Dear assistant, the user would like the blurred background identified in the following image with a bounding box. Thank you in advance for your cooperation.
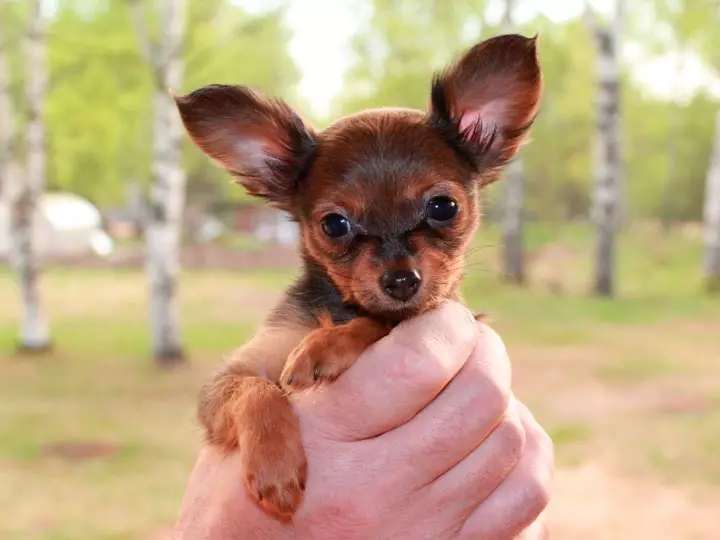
[1,0,719,538]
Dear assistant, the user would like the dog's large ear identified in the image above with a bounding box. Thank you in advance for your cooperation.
[173,84,316,210]
[429,34,542,176]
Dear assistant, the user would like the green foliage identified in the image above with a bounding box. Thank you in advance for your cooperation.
[337,0,719,224]
[1,0,30,139]
[4,0,718,219]
[2,0,303,207]
[182,1,303,204]
[652,0,720,71]
[336,0,491,115]
[624,89,716,222]
[46,0,151,205]
[520,16,595,220]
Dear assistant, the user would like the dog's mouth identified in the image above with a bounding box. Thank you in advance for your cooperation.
[354,278,431,323]
[370,305,425,324]
[340,260,449,323]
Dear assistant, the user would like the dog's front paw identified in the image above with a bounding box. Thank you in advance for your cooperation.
[280,327,352,391]
[280,317,391,392]
[239,384,307,521]
[244,440,307,521]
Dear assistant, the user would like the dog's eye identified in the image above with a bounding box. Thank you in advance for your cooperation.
[321,213,352,238]
[426,196,458,223]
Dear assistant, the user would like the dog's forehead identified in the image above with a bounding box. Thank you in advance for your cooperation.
[322,107,426,130]
[318,108,429,156]
[301,107,469,222]
[312,108,457,185]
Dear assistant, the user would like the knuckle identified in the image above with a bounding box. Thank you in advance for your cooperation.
[523,472,552,518]
[536,425,555,460]
[470,328,512,408]
[395,301,476,354]
[496,413,527,457]
[479,374,511,421]
[516,515,549,540]
[520,427,554,518]
[384,334,456,390]
[437,300,478,344]
[525,419,555,477]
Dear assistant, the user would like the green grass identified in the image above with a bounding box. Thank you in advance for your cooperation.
[460,222,718,343]
[549,422,593,446]
[597,355,683,383]
[1,222,719,539]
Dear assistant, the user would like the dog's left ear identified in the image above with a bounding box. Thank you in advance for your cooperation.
[429,33,542,174]
[173,84,316,211]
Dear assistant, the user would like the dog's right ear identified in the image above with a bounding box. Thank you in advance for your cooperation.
[173,84,316,210]
[428,34,542,176]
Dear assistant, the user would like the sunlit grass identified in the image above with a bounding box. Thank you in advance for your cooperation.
[1,222,719,538]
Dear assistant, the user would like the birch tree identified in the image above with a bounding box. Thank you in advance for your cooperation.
[4,0,52,353]
[0,6,12,203]
[650,0,720,291]
[585,0,624,297]
[696,7,720,293]
[704,110,720,292]
[500,0,525,284]
[129,0,187,365]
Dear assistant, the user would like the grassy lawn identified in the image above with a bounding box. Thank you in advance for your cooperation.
[1,222,719,539]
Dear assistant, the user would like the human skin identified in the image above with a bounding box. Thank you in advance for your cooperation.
[171,302,553,540]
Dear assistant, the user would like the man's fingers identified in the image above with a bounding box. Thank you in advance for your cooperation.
[295,301,477,441]
[422,397,525,513]
[515,513,549,540]
[381,323,513,486]
[458,404,554,540]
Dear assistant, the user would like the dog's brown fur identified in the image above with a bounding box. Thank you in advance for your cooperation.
[174,33,543,521]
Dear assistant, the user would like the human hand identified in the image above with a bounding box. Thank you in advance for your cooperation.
[171,301,553,540]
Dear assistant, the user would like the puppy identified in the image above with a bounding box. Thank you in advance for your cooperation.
[173,33,542,522]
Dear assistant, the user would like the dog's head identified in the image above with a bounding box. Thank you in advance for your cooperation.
[175,34,542,321]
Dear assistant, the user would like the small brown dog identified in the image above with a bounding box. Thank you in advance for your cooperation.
[173,33,542,522]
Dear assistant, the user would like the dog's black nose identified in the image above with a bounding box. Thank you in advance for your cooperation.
[381,269,422,301]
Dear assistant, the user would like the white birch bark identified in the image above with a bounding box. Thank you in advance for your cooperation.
[703,108,720,291]
[130,0,187,364]
[6,0,51,351]
[586,0,624,297]
[0,22,12,202]
[501,0,525,284]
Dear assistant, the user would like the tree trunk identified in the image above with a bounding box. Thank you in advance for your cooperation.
[660,105,680,234]
[660,58,685,235]
[500,0,525,285]
[0,28,12,201]
[502,158,525,283]
[587,1,623,297]
[703,108,720,292]
[9,0,51,352]
[131,0,187,365]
